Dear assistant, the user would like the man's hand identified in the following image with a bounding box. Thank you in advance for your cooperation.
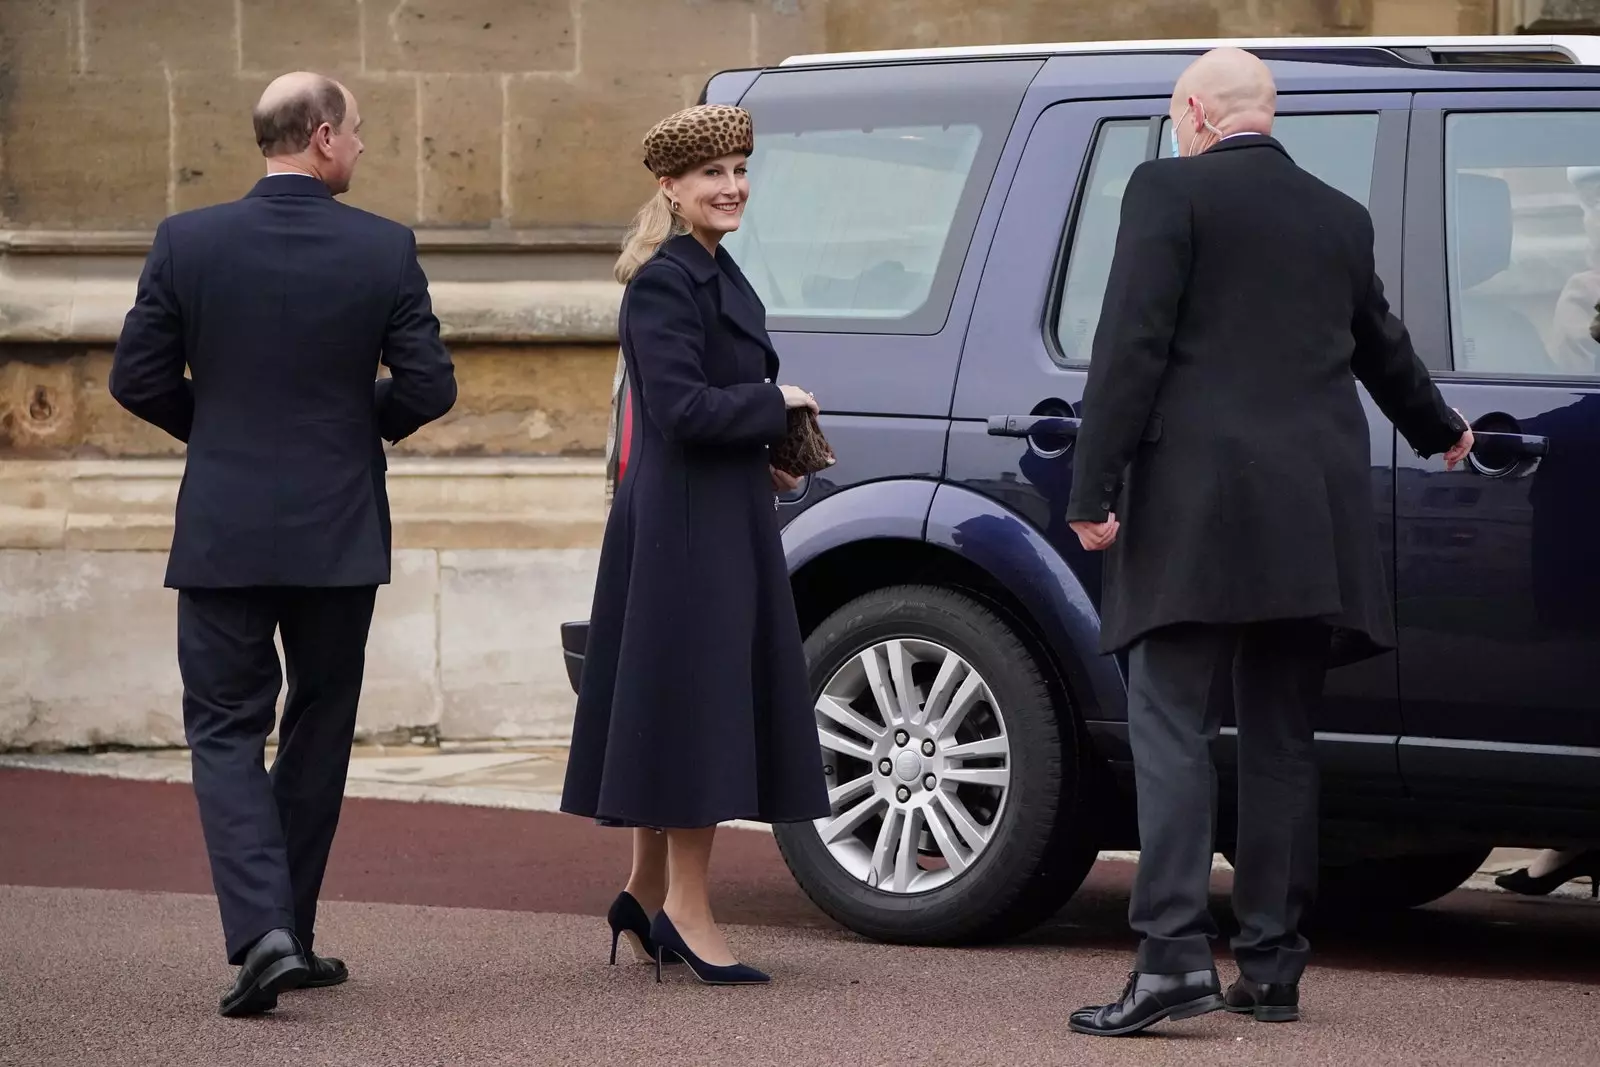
[771,467,802,493]
[1070,514,1120,552]
[1443,408,1474,471]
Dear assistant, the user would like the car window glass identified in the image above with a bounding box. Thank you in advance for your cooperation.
[1444,111,1600,379]
[725,125,983,322]
[721,61,1038,336]
[1054,113,1380,363]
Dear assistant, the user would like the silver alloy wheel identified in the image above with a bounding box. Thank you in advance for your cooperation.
[811,638,1011,894]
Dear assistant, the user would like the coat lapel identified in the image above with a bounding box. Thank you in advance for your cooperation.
[661,235,779,369]
[715,260,779,365]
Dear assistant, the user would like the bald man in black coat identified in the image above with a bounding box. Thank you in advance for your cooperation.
[1065,49,1471,1037]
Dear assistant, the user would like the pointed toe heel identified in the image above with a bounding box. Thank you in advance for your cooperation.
[647,912,770,986]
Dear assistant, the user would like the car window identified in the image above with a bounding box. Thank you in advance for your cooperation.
[1444,111,1600,379]
[721,61,1038,336]
[726,124,983,322]
[1052,113,1381,364]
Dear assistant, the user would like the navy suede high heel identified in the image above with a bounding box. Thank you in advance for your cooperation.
[650,911,770,985]
[607,891,658,965]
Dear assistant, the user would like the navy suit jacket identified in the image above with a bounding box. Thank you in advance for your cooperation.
[110,174,457,589]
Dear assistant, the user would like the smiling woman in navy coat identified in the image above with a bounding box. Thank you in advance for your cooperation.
[560,105,828,985]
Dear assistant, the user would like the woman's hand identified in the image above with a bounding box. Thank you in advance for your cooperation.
[779,385,819,413]
[771,467,802,493]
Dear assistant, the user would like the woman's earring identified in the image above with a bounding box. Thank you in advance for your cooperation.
[669,199,680,213]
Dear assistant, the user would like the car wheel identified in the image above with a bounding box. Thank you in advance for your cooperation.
[773,584,1100,945]
[1220,846,1492,912]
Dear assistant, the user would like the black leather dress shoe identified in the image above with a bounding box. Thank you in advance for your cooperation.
[1224,976,1300,1022]
[1069,970,1225,1036]
[219,929,309,1018]
[290,952,349,989]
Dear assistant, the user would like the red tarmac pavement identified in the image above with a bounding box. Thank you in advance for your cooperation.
[2,767,1598,1066]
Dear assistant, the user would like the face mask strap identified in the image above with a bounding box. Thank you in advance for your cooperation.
[1175,101,1225,157]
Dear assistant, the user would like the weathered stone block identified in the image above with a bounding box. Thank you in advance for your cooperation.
[82,0,236,74]
[1234,0,1355,34]
[359,549,443,737]
[0,357,79,454]
[0,549,187,749]
[363,0,575,74]
[78,352,185,458]
[437,548,598,740]
[505,78,672,227]
[0,546,447,748]
[1371,0,1482,32]
[0,0,78,76]
[419,76,503,225]
[395,345,614,456]
[172,74,270,214]
[583,0,755,78]
[755,0,828,64]
[826,0,1226,50]
[336,75,422,225]
[1,74,169,227]
[240,0,362,74]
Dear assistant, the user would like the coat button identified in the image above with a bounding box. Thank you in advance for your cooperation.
[1101,502,1111,511]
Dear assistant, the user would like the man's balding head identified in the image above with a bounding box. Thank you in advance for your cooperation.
[254,72,348,157]
[252,72,364,194]
[1170,48,1277,156]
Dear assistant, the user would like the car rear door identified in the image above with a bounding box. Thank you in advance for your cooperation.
[947,85,1415,804]
[1395,91,1600,809]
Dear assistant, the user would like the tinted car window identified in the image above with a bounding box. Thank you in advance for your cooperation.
[1444,111,1600,379]
[726,124,983,323]
[1053,113,1380,363]
[723,60,1039,335]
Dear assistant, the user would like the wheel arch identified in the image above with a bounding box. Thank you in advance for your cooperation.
[782,479,1125,747]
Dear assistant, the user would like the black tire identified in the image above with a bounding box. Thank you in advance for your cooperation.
[773,584,1101,945]
[1219,846,1491,913]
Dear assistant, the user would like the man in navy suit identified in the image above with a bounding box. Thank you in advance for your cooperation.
[110,71,456,1017]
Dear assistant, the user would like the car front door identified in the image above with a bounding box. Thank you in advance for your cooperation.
[1395,93,1600,809]
[947,91,1415,807]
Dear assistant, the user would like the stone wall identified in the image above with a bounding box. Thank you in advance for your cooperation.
[0,0,1501,236]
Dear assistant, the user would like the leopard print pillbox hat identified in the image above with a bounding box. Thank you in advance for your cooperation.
[642,104,754,178]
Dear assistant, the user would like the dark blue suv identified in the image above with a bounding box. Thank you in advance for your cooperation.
[563,36,1600,945]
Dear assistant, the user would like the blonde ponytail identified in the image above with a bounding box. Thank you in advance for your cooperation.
[614,189,684,284]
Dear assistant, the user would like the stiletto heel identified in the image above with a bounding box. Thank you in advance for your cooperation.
[647,911,770,986]
[606,891,664,965]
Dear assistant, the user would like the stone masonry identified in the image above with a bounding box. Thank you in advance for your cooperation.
[0,0,1561,747]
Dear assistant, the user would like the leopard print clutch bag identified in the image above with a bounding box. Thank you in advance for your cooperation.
[770,408,835,477]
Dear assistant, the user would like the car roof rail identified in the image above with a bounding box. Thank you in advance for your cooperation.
[778,35,1600,69]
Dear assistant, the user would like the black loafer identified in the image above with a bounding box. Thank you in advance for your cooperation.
[1069,970,1225,1037]
[292,952,349,989]
[219,929,309,1018]
[1224,976,1300,1022]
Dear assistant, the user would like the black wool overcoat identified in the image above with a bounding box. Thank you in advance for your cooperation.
[561,235,830,828]
[1066,137,1465,660]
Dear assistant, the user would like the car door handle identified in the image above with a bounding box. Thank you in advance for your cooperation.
[1470,431,1548,458]
[986,415,1082,438]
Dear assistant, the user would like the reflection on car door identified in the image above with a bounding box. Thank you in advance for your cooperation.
[1395,94,1600,809]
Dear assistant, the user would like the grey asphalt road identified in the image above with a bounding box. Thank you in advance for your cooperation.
[1,768,1597,1066]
